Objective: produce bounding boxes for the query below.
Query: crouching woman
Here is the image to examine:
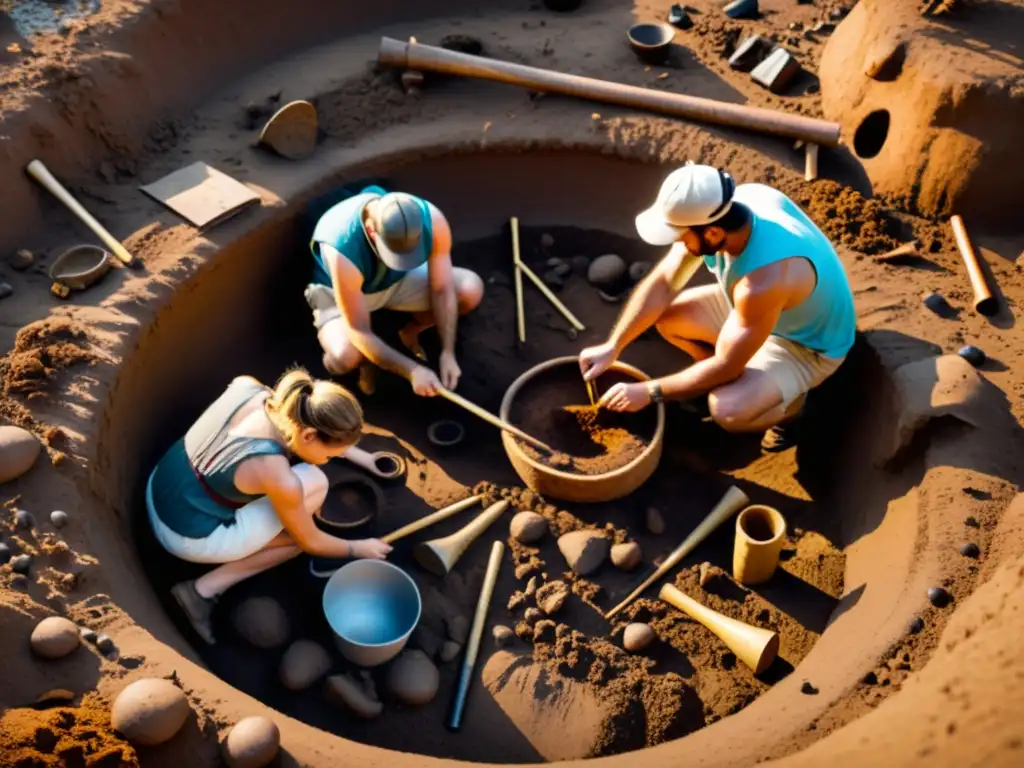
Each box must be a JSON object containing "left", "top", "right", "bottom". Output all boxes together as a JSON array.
[{"left": 146, "top": 367, "right": 392, "bottom": 645}]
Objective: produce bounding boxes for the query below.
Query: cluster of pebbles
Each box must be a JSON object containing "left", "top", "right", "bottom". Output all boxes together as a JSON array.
[{"left": 536, "top": 234, "right": 651, "bottom": 302}]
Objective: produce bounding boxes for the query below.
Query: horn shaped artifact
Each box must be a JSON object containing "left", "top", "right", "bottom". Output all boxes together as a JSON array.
[
  {"left": 381, "top": 494, "right": 483, "bottom": 545},
  {"left": 413, "top": 499, "right": 510, "bottom": 577},
  {"left": 605, "top": 485, "right": 749, "bottom": 620},
  {"left": 659, "top": 583, "right": 779, "bottom": 674}
]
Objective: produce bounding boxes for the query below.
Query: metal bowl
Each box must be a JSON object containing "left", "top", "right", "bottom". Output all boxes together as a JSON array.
[
  {"left": 322, "top": 560, "right": 421, "bottom": 667},
  {"left": 499, "top": 356, "right": 665, "bottom": 503}
]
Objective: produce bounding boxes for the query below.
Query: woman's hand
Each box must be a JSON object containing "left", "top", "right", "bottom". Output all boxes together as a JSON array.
[{"left": 349, "top": 538, "right": 393, "bottom": 560}]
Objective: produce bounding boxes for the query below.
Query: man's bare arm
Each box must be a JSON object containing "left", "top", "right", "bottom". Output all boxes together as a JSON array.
[
  {"left": 608, "top": 244, "right": 698, "bottom": 352},
  {"left": 426, "top": 207, "right": 458, "bottom": 355},
  {"left": 323, "top": 244, "right": 421, "bottom": 380},
  {"left": 655, "top": 268, "right": 786, "bottom": 400}
]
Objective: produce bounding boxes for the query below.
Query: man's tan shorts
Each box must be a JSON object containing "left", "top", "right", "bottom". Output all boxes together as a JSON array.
[{"left": 687, "top": 284, "right": 845, "bottom": 410}]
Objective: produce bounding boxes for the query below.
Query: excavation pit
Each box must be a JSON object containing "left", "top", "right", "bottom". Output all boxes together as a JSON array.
[{"left": 95, "top": 148, "right": 950, "bottom": 766}]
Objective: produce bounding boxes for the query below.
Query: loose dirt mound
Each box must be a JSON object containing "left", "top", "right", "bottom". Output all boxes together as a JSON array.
[{"left": 0, "top": 698, "right": 138, "bottom": 768}]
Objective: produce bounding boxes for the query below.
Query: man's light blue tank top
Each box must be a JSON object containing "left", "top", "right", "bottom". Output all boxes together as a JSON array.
[
  {"left": 309, "top": 185, "right": 433, "bottom": 294},
  {"left": 702, "top": 184, "right": 856, "bottom": 359}
]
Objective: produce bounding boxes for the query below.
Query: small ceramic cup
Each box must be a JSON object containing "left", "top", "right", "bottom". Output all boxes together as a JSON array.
[{"left": 732, "top": 504, "right": 787, "bottom": 586}]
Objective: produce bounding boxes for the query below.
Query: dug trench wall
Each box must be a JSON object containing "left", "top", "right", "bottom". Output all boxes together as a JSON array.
[{"left": 2, "top": 2, "right": 1024, "bottom": 767}]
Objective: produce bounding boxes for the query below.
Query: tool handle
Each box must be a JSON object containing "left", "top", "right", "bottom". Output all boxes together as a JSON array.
[
  {"left": 510, "top": 217, "right": 526, "bottom": 343},
  {"left": 26, "top": 160, "right": 135, "bottom": 266},
  {"left": 438, "top": 388, "right": 553, "bottom": 453},
  {"left": 950, "top": 214, "right": 997, "bottom": 316},
  {"left": 381, "top": 495, "right": 482, "bottom": 544},
  {"left": 517, "top": 259, "right": 586, "bottom": 331},
  {"left": 447, "top": 540, "right": 504, "bottom": 732}
]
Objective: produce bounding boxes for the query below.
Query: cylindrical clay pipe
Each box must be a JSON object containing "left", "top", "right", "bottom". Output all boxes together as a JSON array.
[{"left": 732, "top": 505, "right": 787, "bottom": 586}]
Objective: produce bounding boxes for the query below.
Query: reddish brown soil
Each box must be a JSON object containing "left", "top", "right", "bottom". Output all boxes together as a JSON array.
[
  {"left": 0, "top": 698, "right": 138, "bottom": 768},
  {"left": 0, "top": 0, "right": 1022, "bottom": 767},
  {"left": 510, "top": 365, "right": 657, "bottom": 475}
]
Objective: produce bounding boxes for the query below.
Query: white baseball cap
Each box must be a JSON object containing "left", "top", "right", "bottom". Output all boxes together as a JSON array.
[{"left": 635, "top": 162, "right": 736, "bottom": 246}]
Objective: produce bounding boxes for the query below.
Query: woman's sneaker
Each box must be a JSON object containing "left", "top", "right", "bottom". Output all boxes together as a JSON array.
[{"left": 170, "top": 580, "right": 217, "bottom": 645}]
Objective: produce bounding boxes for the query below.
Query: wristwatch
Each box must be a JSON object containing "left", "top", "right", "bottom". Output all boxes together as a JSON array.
[{"left": 646, "top": 380, "right": 664, "bottom": 403}]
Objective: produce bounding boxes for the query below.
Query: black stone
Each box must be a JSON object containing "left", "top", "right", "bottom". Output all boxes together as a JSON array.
[
  {"left": 96, "top": 635, "right": 116, "bottom": 654},
  {"left": 964, "top": 515, "right": 981, "bottom": 527},
  {"left": 668, "top": 4, "right": 693, "bottom": 29},
  {"left": 800, "top": 681, "right": 819, "bottom": 695},
  {"left": 923, "top": 292, "right": 958, "bottom": 319},
  {"left": 11, "top": 553, "right": 32, "bottom": 574},
  {"left": 960, "top": 542, "right": 980, "bottom": 559},
  {"left": 0, "top": 542, "right": 10, "bottom": 565},
  {"left": 862, "top": 671, "right": 878, "bottom": 685},
  {"left": 909, "top": 616, "right": 925, "bottom": 634},
  {"left": 958, "top": 345, "right": 985, "bottom": 368},
  {"left": 50, "top": 510, "right": 69, "bottom": 529},
  {"left": 15, "top": 509, "right": 34, "bottom": 529},
  {"left": 928, "top": 586, "right": 952, "bottom": 608}
]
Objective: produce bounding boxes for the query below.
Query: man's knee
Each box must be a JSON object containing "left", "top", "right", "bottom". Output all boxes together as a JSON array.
[
  {"left": 456, "top": 270, "right": 485, "bottom": 314},
  {"left": 322, "top": 343, "right": 362, "bottom": 376},
  {"left": 707, "top": 391, "right": 762, "bottom": 433}
]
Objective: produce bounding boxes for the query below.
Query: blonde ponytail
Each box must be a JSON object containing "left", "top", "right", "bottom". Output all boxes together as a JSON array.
[{"left": 267, "top": 366, "right": 363, "bottom": 445}]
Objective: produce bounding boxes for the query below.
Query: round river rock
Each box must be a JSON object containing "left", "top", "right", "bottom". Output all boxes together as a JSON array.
[
  {"left": 610, "top": 541, "right": 642, "bottom": 571},
  {"left": 111, "top": 678, "right": 191, "bottom": 746},
  {"left": 587, "top": 254, "right": 626, "bottom": 287},
  {"left": 623, "top": 623, "right": 656, "bottom": 652},
  {"left": 510, "top": 510, "right": 548, "bottom": 544},
  {"left": 387, "top": 649, "right": 440, "bottom": 706},
  {"left": 0, "top": 426, "right": 42, "bottom": 484},
  {"left": 557, "top": 530, "right": 610, "bottom": 575},
  {"left": 233, "top": 597, "right": 290, "bottom": 649},
  {"left": 279, "top": 639, "right": 331, "bottom": 691},
  {"left": 222, "top": 716, "right": 281, "bottom": 768},
  {"left": 30, "top": 616, "right": 81, "bottom": 659}
]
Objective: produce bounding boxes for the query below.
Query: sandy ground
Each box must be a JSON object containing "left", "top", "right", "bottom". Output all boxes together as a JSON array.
[{"left": 1, "top": 0, "right": 1023, "bottom": 766}]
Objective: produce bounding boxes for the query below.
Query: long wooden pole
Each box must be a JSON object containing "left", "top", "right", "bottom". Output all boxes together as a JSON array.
[
  {"left": 605, "top": 486, "right": 749, "bottom": 620},
  {"left": 517, "top": 259, "right": 586, "bottom": 331},
  {"left": 950, "top": 214, "right": 998, "bottom": 316},
  {"left": 381, "top": 494, "right": 482, "bottom": 544},
  {"left": 378, "top": 38, "right": 842, "bottom": 147},
  {"left": 438, "top": 388, "right": 554, "bottom": 453},
  {"left": 510, "top": 217, "right": 526, "bottom": 344}
]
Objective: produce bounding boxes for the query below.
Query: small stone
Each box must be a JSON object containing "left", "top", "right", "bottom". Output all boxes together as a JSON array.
[
  {"left": 908, "top": 616, "right": 925, "bottom": 634},
  {"left": 96, "top": 635, "right": 116, "bottom": 654},
  {"left": 724, "top": 0, "right": 758, "bottom": 19},
  {"left": 110, "top": 678, "right": 190, "bottom": 746},
  {"left": 0, "top": 543, "right": 10, "bottom": 565},
  {"left": 557, "top": 530, "right": 610, "bottom": 575},
  {"left": 958, "top": 345, "right": 985, "bottom": 368},
  {"left": 628, "top": 261, "right": 652, "bottom": 282},
  {"left": 510, "top": 511, "right": 548, "bottom": 544},
  {"left": 959, "top": 542, "right": 980, "bottom": 558},
  {"left": 587, "top": 254, "right": 626, "bottom": 287},
  {"left": 30, "top": 616, "right": 81, "bottom": 659},
  {"left": 536, "top": 581, "right": 570, "bottom": 615},
  {"left": 922, "top": 292, "right": 958, "bottom": 319},
  {"left": 279, "top": 640, "right": 331, "bottom": 691},
  {"left": 233, "top": 597, "right": 290, "bottom": 649},
  {"left": 965, "top": 516, "right": 980, "bottom": 528},
  {"left": 15, "top": 509, "right": 34, "bottom": 529},
  {"left": 646, "top": 507, "right": 665, "bottom": 535},
  {"left": 80, "top": 627, "right": 97, "bottom": 643},
  {"left": 324, "top": 674, "right": 383, "bottom": 718},
  {"left": 387, "top": 650, "right": 440, "bottom": 706},
  {"left": 447, "top": 614, "right": 470, "bottom": 644},
  {"left": 533, "top": 619, "right": 556, "bottom": 643},
  {"left": 9, "top": 249, "right": 34, "bottom": 271},
  {"left": 412, "top": 626, "right": 443, "bottom": 659},
  {"left": 540, "top": 233, "right": 555, "bottom": 249},
  {"left": 546, "top": 256, "right": 571, "bottom": 276},
  {"left": 623, "top": 623, "right": 655, "bottom": 652},
  {"left": 543, "top": 270, "right": 565, "bottom": 291},
  {"left": 0, "top": 283, "right": 12, "bottom": 300},
  {"left": 493, "top": 624, "right": 514, "bottom": 646},
  {"left": 524, "top": 576, "right": 539, "bottom": 597},
  {"left": 524, "top": 607, "right": 544, "bottom": 625},
  {"left": 0, "top": 427, "right": 40, "bottom": 484},
  {"left": 11, "top": 554, "right": 32, "bottom": 574},
  {"left": 800, "top": 681, "right": 819, "bottom": 695},
  {"left": 440, "top": 640, "right": 461, "bottom": 663},
  {"left": 507, "top": 591, "right": 527, "bottom": 611},
  {"left": 728, "top": 34, "right": 773, "bottom": 72},
  {"left": 611, "top": 542, "right": 642, "bottom": 571},
  {"left": 570, "top": 255, "right": 590, "bottom": 274},
  {"left": 750, "top": 47, "right": 803, "bottom": 94},
  {"left": 50, "top": 510, "right": 69, "bottom": 529},
  {"left": 927, "top": 586, "right": 952, "bottom": 608},
  {"left": 222, "top": 716, "right": 280, "bottom": 768}
]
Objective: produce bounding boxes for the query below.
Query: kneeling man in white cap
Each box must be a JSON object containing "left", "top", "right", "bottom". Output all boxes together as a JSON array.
[
  {"left": 579, "top": 163, "right": 856, "bottom": 451},
  {"left": 305, "top": 184, "right": 484, "bottom": 397}
]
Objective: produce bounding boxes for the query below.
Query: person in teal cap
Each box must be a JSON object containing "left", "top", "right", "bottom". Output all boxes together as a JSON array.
[
  {"left": 305, "top": 185, "right": 484, "bottom": 397},
  {"left": 579, "top": 162, "right": 856, "bottom": 452}
]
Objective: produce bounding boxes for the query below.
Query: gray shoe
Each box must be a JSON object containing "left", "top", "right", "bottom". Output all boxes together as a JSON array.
[{"left": 171, "top": 580, "right": 217, "bottom": 645}]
